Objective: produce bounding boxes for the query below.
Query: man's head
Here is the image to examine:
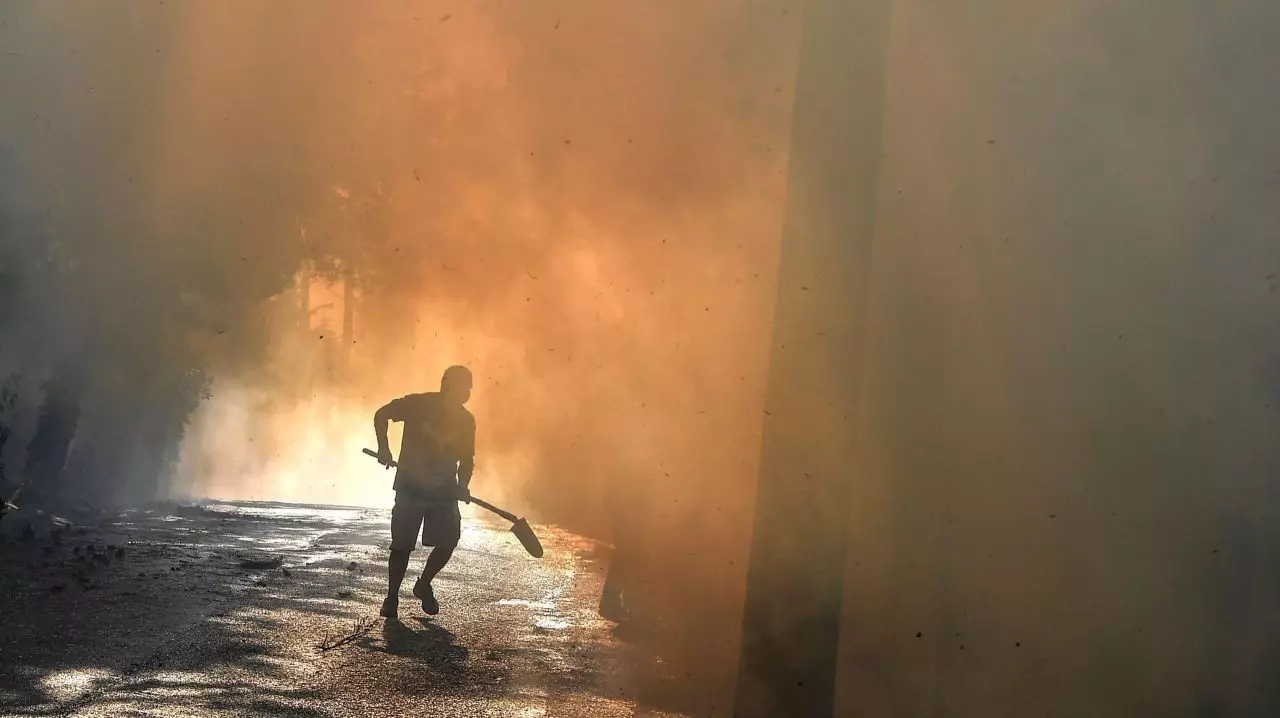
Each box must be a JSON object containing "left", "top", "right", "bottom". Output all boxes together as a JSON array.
[{"left": 440, "top": 365, "right": 473, "bottom": 406}]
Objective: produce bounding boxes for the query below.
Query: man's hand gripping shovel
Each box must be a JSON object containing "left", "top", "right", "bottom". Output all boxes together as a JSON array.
[{"left": 362, "top": 448, "right": 543, "bottom": 559}]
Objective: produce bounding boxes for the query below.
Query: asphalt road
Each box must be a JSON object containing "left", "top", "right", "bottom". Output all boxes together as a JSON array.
[{"left": 0, "top": 500, "right": 702, "bottom": 717}]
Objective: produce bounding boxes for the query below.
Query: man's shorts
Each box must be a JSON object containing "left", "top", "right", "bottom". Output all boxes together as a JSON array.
[{"left": 390, "top": 495, "right": 461, "bottom": 550}]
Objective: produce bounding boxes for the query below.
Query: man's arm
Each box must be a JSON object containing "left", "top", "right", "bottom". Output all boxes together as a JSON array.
[
  {"left": 455, "top": 414, "right": 476, "bottom": 500},
  {"left": 373, "top": 397, "right": 409, "bottom": 466}
]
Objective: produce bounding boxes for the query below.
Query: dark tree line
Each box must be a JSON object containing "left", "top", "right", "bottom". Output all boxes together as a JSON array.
[{"left": 0, "top": 144, "right": 369, "bottom": 513}]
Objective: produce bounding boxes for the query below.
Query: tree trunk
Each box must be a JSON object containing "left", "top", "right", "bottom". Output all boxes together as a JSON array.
[
  {"left": 132, "top": 408, "right": 172, "bottom": 503},
  {"left": 0, "top": 374, "right": 15, "bottom": 487},
  {"left": 22, "top": 364, "right": 85, "bottom": 504},
  {"left": 732, "top": 0, "right": 892, "bottom": 715},
  {"left": 0, "top": 419, "right": 11, "bottom": 488}
]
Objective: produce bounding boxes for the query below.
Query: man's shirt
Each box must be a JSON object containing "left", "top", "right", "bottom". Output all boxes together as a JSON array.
[{"left": 383, "top": 392, "right": 475, "bottom": 500}]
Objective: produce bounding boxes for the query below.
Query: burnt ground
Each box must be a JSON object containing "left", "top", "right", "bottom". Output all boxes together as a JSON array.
[{"left": 0, "top": 500, "right": 716, "bottom": 717}]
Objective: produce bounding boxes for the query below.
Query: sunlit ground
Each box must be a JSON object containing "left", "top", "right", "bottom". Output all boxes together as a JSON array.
[
  {"left": 2, "top": 497, "right": 649, "bottom": 715},
  {"left": 174, "top": 392, "right": 405, "bottom": 508},
  {"left": 39, "top": 668, "right": 117, "bottom": 704}
]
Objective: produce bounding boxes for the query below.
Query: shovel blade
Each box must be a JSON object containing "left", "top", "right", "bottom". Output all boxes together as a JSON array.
[{"left": 511, "top": 518, "right": 544, "bottom": 559}]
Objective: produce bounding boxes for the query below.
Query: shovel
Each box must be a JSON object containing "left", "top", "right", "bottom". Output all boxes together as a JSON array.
[{"left": 362, "top": 448, "right": 543, "bottom": 558}]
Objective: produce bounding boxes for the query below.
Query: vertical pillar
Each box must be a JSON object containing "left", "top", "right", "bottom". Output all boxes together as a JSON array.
[{"left": 733, "top": 0, "right": 893, "bottom": 716}]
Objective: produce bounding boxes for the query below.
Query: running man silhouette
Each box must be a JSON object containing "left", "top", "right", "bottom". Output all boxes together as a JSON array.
[{"left": 373, "top": 365, "right": 475, "bottom": 618}]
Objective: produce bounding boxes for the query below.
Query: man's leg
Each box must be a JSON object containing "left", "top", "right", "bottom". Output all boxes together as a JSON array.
[
  {"left": 419, "top": 540, "right": 457, "bottom": 584},
  {"left": 387, "top": 549, "right": 412, "bottom": 595},
  {"left": 383, "top": 502, "right": 423, "bottom": 617},
  {"left": 411, "top": 538, "right": 456, "bottom": 616},
  {"left": 412, "top": 502, "right": 462, "bottom": 615}
]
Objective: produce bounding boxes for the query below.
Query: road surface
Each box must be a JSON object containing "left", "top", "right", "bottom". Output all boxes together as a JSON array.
[{"left": 0, "top": 500, "right": 706, "bottom": 717}]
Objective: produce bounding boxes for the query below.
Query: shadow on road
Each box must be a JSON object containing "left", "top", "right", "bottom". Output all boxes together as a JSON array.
[
  {"left": 0, "top": 501, "right": 381, "bottom": 715},
  {"left": 376, "top": 617, "right": 469, "bottom": 667},
  {"left": 0, "top": 499, "right": 694, "bottom": 717}
]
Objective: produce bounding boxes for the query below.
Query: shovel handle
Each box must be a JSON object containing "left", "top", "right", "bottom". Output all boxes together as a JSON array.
[
  {"left": 468, "top": 497, "right": 518, "bottom": 523},
  {"left": 362, "top": 448, "right": 519, "bottom": 522},
  {"left": 363, "top": 447, "right": 395, "bottom": 466}
]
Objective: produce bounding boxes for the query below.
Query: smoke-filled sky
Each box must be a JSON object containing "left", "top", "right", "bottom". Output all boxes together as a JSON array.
[
  {"left": 1, "top": 1, "right": 801, "bottom": 524},
  {"left": 187, "top": 2, "right": 795, "bottom": 530},
  {"left": 0, "top": 8, "right": 797, "bottom": 703}
]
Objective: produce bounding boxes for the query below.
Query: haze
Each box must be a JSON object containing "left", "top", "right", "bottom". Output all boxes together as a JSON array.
[{"left": 4, "top": 0, "right": 1280, "bottom": 715}]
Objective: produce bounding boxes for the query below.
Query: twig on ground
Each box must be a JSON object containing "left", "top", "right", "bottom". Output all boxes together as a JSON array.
[{"left": 316, "top": 616, "right": 375, "bottom": 653}]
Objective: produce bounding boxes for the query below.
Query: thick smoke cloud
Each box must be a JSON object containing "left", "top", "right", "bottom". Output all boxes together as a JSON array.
[
  {"left": 14, "top": 0, "right": 1275, "bottom": 713},
  {"left": 0, "top": 3, "right": 353, "bottom": 506},
  {"left": 2, "top": 1, "right": 799, "bottom": 708},
  {"left": 129, "top": 2, "right": 802, "bottom": 529},
  {"left": 832, "top": 1, "right": 1280, "bottom": 715}
]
